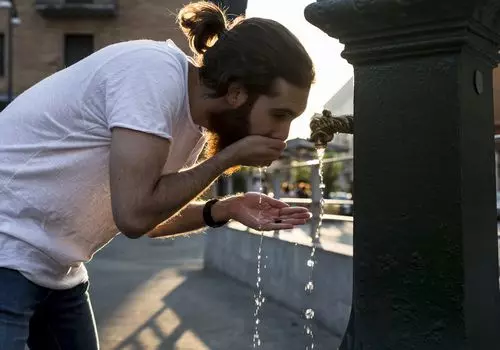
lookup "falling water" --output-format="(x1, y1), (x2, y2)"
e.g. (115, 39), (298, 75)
(253, 167), (266, 348)
(304, 147), (326, 349)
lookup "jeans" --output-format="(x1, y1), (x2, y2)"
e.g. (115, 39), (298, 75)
(0, 268), (99, 350)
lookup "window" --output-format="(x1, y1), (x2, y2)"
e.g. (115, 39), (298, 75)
(0, 33), (4, 77)
(65, 0), (92, 4)
(64, 34), (94, 68)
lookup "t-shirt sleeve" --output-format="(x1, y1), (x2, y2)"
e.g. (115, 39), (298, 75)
(101, 48), (185, 141)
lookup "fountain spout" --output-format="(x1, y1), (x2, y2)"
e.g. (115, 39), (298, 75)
(309, 109), (354, 148)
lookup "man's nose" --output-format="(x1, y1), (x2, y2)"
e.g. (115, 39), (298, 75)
(272, 125), (291, 141)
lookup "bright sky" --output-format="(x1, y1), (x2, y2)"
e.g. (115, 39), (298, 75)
(246, 0), (353, 139)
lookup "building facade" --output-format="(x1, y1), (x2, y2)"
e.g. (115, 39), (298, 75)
(0, 0), (247, 100)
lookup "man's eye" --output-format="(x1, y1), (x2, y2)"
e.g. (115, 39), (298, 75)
(274, 113), (289, 119)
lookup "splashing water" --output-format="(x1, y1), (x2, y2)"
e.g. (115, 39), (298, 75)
(253, 167), (267, 348)
(304, 147), (326, 349)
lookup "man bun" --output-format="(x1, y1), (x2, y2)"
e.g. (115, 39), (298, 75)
(177, 1), (228, 56)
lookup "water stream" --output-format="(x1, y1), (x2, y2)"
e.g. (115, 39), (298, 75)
(304, 147), (326, 349)
(251, 148), (326, 349)
(252, 167), (267, 348)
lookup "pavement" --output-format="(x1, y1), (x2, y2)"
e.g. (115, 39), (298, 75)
(86, 234), (342, 350)
(84, 222), (500, 350)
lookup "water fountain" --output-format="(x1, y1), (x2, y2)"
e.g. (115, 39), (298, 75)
(309, 110), (354, 149)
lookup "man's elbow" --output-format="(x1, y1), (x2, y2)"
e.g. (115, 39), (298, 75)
(114, 215), (150, 239)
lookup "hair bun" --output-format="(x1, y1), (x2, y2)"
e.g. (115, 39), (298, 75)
(177, 1), (228, 56)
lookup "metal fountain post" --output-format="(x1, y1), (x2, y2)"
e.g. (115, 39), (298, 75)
(305, 1), (500, 349)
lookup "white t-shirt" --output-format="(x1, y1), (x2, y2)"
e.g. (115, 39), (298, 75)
(0, 39), (206, 289)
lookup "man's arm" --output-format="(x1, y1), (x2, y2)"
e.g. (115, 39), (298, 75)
(110, 128), (286, 238)
(110, 127), (233, 238)
(146, 198), (235, 238)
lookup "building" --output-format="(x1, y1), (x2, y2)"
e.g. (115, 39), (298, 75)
(320, 77), (354, 192)
(0, 0), (247, 102)
(322, 76), (354, 154)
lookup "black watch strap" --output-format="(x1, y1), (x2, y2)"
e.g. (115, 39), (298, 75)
(203, 199), (229, 228)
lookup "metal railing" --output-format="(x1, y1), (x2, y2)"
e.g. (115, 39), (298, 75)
(216, 154), (354, 238)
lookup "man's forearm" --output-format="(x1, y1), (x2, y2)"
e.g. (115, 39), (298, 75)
(147, 198), (234, 238)
(136, 151), (233, 234)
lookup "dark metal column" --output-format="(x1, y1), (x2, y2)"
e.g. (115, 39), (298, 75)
(212, 0), (248, 19)
(305, 1), (500, 349)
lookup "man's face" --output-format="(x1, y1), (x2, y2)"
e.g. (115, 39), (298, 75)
(205, 78), (310, 159)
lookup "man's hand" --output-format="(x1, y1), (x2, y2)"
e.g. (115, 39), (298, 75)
(222, 136), (287, 168)
(221, 192), (312, 231)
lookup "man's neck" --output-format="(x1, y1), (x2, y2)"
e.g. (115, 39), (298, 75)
(188, 64), (212, 129)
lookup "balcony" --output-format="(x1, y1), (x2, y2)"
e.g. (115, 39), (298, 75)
(35, 0), (117, 18)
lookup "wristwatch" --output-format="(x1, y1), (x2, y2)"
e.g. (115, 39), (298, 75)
(203, 199), (229, 228)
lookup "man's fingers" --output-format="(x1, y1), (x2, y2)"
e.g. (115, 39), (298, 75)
(279, 214), (311, 221)
(259, 218), (308, 231)
(279, 208), (312, 220)
(279, 206), (309, 215)
(262, 196), (290, 209)
(280, 212), (312, 219)
(267, 138), (287, 150)
(281, 218), (307, 225)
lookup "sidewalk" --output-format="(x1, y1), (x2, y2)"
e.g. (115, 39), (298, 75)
(86, 234), (342, 350)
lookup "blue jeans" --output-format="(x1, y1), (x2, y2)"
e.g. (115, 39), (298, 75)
(0, 268), (99, 350)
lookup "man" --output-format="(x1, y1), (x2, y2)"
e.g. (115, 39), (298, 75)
(0, 1), (315, 349)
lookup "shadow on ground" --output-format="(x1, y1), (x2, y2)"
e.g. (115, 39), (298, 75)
(87, 234), (341, 350)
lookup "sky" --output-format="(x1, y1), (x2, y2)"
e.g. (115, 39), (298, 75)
(246, 0), (354, 139)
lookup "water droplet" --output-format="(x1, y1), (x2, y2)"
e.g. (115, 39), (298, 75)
(307, 259), (315, 267)
(305, 309), (315, 319)
(255, 318), (260, 325)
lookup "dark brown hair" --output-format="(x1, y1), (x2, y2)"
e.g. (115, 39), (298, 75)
(177, 1), (315, 97)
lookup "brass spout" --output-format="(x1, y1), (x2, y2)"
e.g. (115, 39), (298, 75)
(309, 109), (354, 148)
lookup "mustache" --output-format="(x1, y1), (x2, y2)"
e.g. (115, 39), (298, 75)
(203, 95), (258, 162)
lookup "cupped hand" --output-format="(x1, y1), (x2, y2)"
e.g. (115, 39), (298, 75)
(223, 136), (286, 168)
(228, 192), (312, 231)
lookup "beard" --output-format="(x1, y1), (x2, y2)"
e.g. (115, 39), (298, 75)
(203, 96), (256, 175)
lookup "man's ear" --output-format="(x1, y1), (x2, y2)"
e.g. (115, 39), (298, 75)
(225, 82), (248, 108)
